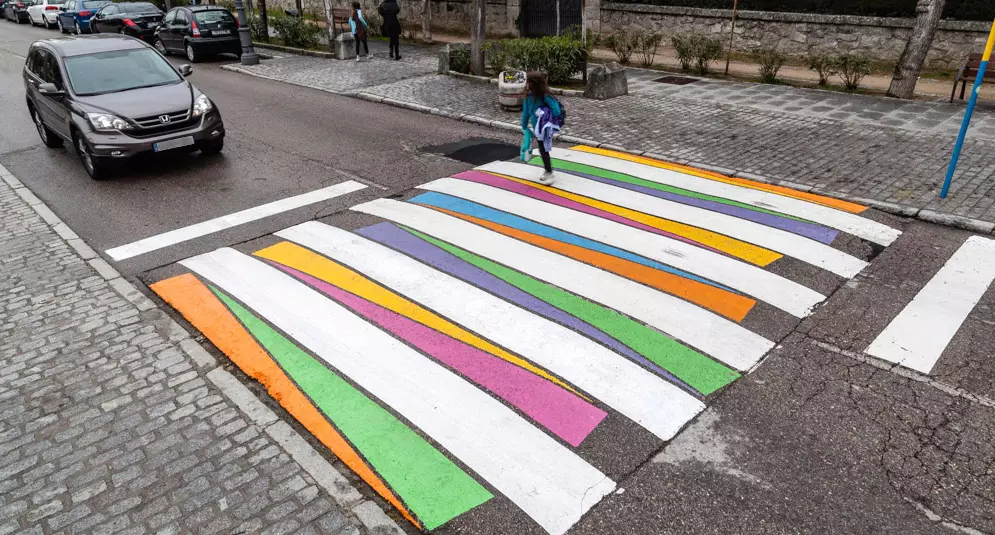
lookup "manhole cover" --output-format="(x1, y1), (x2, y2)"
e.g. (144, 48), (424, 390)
(422, 138), (520, 166)
(653, 75), (699, 85)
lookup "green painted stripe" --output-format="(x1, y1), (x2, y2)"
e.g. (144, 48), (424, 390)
(212, 287), (493, 530)
(527, 157), (812, 223)
(403, 229), (739, 396)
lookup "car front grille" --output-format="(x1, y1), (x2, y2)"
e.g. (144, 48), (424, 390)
(129, 109), (197, 138)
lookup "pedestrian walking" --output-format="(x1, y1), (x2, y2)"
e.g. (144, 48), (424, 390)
(350, 2), (369, 61)
(378, 0), (401, 60)
(520, 71), (565, 185)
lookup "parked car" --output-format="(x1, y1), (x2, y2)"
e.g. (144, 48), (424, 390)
(56, 0), (109, 34)
(89, 2), (162, 42)
(153, 5), (240, 63)
(27, 0), (62, 28)
(24, 35), (226, 180)
(4, 0), (31, 23)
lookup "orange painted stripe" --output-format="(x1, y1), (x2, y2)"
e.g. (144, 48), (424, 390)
(428, 207), (756, 322)
(150, 274), (419, 527)
(573, 146), (869, 214)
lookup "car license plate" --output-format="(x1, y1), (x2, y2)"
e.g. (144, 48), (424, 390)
(214, 29), (230, 35)
(153, 136), (194, 152)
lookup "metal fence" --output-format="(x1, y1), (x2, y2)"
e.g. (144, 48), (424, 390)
(520, 0), (583, 37)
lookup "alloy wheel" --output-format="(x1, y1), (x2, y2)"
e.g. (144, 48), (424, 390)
(186, 44), (196, 62)
(32, 109), (47, 144)
(77, 136), (93, 174)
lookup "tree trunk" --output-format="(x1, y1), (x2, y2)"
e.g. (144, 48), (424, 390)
(422, 0), (432, 42)
(887, 0), (947, 99)
(470, 0), (485, 75)
(258, 0), (268, 41)
(295, 0), (303, 17)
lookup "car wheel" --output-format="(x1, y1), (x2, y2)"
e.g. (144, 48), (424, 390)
(31, 107), (63, 148)
(57, 17), (67, 32)
(199, 139), (224, 155)
(74, 21), (83, 34)
(74, 133), (107, 181)
(154, 37), (169, 55)
(185, 43), (199, 63)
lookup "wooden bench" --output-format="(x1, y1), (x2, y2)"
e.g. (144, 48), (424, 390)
(330, 7), (351, 36)
(950, 53), (995, 102)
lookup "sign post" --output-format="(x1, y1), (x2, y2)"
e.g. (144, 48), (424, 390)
(941, 17), (995, 199)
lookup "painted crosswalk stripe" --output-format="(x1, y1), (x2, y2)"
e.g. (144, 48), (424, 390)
(181, 248), (617, 535)
(351, 200), (775, 371)
(417, 178), (825, 318)
(105, 181), (367, 261)
(865, 236), (995, 374)
(480, 161), (869, 278)
(278, 221), (707, 440)
(547, 148), (901, 247)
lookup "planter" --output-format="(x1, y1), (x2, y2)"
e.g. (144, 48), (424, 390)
(498, 70), (527, 111)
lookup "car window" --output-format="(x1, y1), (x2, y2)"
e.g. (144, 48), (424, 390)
(162, 8), (174, 23)
(174, 9), (187, 23)
(120, 2), (157, 12)
(193, 9), (234, 24)
(26, 49), (43, 77)
(98, 4), (116, 14)
(79, 0), (107, 9)
(64, 48), (181, 96)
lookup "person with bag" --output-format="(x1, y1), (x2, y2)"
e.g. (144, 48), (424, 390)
(349, 2), (369, 62)
(378, 0), (401, 60)
(520, 71), (565, 185)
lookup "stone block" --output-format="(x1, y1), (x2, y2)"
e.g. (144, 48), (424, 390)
(334, 33), (355, 60)
(584, 62), (628, 100)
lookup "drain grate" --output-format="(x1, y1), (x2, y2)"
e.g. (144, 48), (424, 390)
(422, 138), (520, 166)
(653, 75), (700, 85)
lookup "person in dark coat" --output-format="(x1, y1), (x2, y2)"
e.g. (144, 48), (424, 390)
(378, 0), (401, 60)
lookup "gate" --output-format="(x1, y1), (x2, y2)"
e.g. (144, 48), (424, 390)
(520, 0), (582, 38)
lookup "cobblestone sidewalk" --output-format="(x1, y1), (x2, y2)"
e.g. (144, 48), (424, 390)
(0, 166), (401, 535)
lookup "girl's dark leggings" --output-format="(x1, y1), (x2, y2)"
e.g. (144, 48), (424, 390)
(538, 142), (553, 173)
(355, 36), (368, 55)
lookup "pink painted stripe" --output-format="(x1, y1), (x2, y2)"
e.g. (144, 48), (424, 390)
(453, 170), (723, 254)
(271, 261), (608, 448)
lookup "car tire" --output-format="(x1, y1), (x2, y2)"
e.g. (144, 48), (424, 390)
(154, 37), (169, 55)
(74, 133), (107, 181)
(199, 139), (224, 155)
(57, 17), (67, 33)
(74, 21), (83, 34)
(185, 43), (199, 63)
(31, 107), (63, 149)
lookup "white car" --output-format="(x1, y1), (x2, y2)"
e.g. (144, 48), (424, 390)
(27, 0), (62, 28)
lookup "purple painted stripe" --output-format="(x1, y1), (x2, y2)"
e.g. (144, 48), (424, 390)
(272, 261), (608, 448)
(551, 167), (840, 245)
(356, 222), (701, 397)
(452, 170), (725, 255)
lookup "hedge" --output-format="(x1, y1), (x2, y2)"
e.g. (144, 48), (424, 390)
(607, 0), (994, 21)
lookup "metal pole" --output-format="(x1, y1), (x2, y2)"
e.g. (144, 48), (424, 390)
(555, 0), (560, 36)
(234, 0), (260, 65)
(724, 0), (738, 76)
(941, 17), (995, 199)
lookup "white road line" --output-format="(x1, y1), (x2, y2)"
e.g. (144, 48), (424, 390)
(182, 248), (616, 535)
(866, 236), (995, 374)
(480, 161), (870, 278)
(279, 222), (707, 440)
(547, 148), (902, 247)
(105, 181), (366, 261)
(353, 199), (774, 371)
(418, 178), (825, 318)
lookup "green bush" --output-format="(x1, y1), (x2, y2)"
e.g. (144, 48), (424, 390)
(830, 53), (870, 91)
(672, 35), (695, 72)
(449, 45), (471, 74)
(807, 52), (835, 86)
(272, 15), (321, 49)
(249, 15), (269, 41)
(484, 42), (509, 76)
(217, 0), (236, 14)
(604, 28), (635, 64)
(501, 36), (586, 85)
(634, 31), (662, 67)
(755, 47), (785, 83)
(692, 35), (722, 75)
(364, 11), (382, 37)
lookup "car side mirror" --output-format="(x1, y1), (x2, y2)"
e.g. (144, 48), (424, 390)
(179, 64), (192, 76)
(38, 83), (64, 98)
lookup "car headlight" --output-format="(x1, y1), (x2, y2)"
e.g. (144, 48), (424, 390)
(87, 112), (131, 131)
(192, 94), (213, 117)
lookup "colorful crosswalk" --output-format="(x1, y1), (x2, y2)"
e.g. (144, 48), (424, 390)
(149, 147), (902, 534)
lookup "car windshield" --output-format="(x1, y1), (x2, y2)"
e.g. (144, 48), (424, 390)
(193, 9), (233, 23)
(79, 0), (108, 9)
(64, 48), (181, 96)
(120, 2), (158, 12)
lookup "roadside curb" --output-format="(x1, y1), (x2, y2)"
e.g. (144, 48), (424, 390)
(0, 164), (406, 535)
(252, 41), (335, 59)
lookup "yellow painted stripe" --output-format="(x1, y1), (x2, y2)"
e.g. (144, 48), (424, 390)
(254, 241), (585, 398)
(983, 18), (995, 62)
(573, 146), (869, 214)
(492, 173), (782, 267)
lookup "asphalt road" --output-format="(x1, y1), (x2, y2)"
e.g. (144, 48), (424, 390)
(0, 20), (515, 275)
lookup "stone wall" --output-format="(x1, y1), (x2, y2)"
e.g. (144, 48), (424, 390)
(395, 0), (519, 36)
(599, 3), (992, 69)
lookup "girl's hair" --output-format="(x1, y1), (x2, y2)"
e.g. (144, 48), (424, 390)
(352, 1), (360, 9)
(526, 71), (549, 98)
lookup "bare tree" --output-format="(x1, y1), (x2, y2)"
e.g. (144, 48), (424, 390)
(887, 0), (947, 99)
(422, 0), (432, 42)
(470, 0), (485, 75)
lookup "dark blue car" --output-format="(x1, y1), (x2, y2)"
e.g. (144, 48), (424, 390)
(56, 0), (109, 34)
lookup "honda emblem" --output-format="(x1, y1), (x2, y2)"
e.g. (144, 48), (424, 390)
(158, 114), (170, 124)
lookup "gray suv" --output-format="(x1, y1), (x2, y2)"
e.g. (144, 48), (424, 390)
(24, 34), (226, 180)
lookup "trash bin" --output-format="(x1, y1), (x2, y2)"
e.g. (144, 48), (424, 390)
(498, 70), (527, 112)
